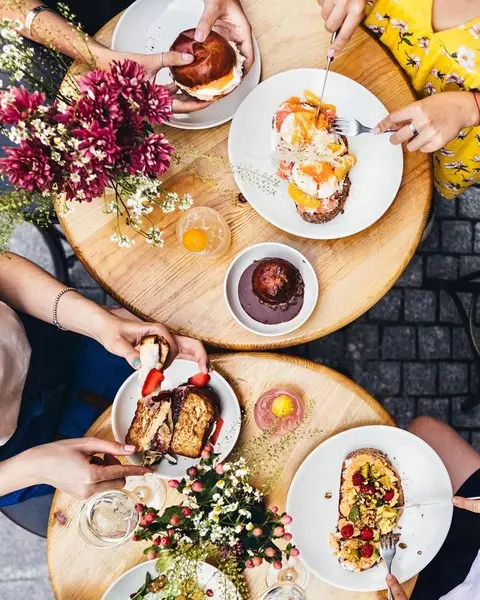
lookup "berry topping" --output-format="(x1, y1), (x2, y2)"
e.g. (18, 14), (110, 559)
(361, 544), (374, 559)
(359, 483), (376, 495)
(360, 526), (374, 541)
(340, 524), (354, 538)
(384, 490), (395, 502)
(352, 472), (365, 486)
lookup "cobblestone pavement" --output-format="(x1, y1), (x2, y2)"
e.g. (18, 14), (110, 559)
(2, 187), (480, 599)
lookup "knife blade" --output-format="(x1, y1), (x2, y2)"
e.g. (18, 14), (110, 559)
(317, 31), (338, 118)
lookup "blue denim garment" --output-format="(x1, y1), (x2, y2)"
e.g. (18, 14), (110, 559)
(0, 313), (133, 506)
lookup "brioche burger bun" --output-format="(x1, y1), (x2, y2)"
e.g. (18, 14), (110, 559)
(169, 28), (245, 102)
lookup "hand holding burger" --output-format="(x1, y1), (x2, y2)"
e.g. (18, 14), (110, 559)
(195, 0), (254, 75)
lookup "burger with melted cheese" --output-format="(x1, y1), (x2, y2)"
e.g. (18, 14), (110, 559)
(170, 28), (245, 102)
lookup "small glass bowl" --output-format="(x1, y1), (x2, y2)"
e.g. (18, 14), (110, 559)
(254, 387), (304, 436)
(176, 206), (231, 258)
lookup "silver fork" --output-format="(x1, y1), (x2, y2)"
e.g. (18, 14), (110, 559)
(379, 533), (398, 600)
(332, 117), (395, 137)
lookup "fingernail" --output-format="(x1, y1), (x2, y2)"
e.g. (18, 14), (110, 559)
(124, 445), (136, 452)
(373, 126), (380, 134)
(132, 357), (141, 368)
(327, 48), (335, 59)
(182, 52), (194, 62)
(386, 574), (393, 581)
(194, 31), (205, 42)
(452, 497), (460, 506)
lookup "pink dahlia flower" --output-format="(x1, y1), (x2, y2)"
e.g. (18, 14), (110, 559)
(139, 81), (173, 125)
(72, 120), (120, 165)
(72, 94), (124, 127)
(0, 87), (45, 125)
(128, 133), (174, 177)
(109, 59), (146, 104)
(0, 139), (55, 192)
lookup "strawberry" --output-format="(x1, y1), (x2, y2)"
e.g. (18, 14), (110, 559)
(384, 490), (395, 502)
(340, 524), (354, 539)
(142, 368), (164, 397)
(188, 373), (211, 387)
(360, 526), (374, 541)
(210, 418), (224, 446)
(352, 472), (365, 486)
(361, 544), (374, 559)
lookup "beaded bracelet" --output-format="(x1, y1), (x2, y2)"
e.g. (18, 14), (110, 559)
(52, 287), (76, 331)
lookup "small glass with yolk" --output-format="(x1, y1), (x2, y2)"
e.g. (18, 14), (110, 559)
(176, 206), (231, 257)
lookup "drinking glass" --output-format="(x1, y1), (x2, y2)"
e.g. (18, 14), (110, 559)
(259, 583), (307, 600)
(78, 489), (139, 548)
(265, 557), (311, 590)
(177, 206), (231, 257)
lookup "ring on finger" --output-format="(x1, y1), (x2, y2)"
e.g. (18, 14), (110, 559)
(409, 122), (418, 137)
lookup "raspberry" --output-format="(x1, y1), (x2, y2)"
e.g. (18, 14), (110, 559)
(384, 490), (395, 502)
(359, 483), (376, 495)
(352, 472), (365, 486)
(340, 524), (354, 538)
(360, 526), (374, 541)
(361, 544), (374, 559)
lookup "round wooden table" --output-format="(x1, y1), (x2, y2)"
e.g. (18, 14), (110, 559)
(58, 0), (432, 350)
(47, 353), (416, 599)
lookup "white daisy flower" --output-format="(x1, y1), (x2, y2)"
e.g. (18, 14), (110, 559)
(470, 24), (480, 39)
(456, 46), (475, 71)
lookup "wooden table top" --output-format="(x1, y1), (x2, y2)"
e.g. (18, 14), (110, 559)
(58, 0), (432, 350)
(47, 353), (415, 599)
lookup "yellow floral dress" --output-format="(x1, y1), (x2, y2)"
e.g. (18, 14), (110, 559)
(364, 0), (480, 199)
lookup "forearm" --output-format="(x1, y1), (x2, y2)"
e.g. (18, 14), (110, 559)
(0, 0), (118, 69)
(0, 253), (113, 340)
(0, 448), (39, 497)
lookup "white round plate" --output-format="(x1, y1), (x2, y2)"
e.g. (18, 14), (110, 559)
(224, 242), (318, 337)
(286, 425), (453, 591)
(112, 359), (241, 479)
(228, 68), (403, 239)
(102, 559), (238, 599)
(112, 0), (261, 129)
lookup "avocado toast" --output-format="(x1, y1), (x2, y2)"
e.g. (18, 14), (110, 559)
(329, 448), (404, 572)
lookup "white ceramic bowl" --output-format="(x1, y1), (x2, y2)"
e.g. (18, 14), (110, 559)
(224, 242), (318, 337)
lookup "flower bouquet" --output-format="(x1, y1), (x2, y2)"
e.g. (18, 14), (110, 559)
(132, 453), (299, 598)
(0, 18), (192, 249)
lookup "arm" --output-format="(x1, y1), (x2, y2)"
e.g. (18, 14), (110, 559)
(0, 0), (118, 70)
(0, 439), (152, 499)
(0, 253), (208, 370)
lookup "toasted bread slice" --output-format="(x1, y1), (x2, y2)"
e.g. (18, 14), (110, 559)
(126, 396), (173, 452)
(170, 387), (218, 458)
(297, 175), (351, 224)
(330, 447), (403, 572)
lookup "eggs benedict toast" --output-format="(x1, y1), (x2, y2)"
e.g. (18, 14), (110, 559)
(329, 448), (403, 572)
(273, 90), (356, 224)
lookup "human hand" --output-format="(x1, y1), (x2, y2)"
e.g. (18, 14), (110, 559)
(384, 575), (408, 600)
(375, 92), (479, 153)
(96, 311), (208, 372)
(195, 0), (254, 74)
(29, 438), (152, 500)
(453, 496), (480, 513)
(317, 0), (367, 56)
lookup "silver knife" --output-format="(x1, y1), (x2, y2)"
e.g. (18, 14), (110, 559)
(317, 31), (338, 114)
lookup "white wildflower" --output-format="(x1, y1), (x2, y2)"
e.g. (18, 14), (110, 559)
(456, 46), (475, 71)
(245, 523), (254, 532)
(216, 479), (225, 489)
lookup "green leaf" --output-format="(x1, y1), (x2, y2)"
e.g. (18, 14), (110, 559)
(348, 505), (360, 523)
(403, 38), (413, 46)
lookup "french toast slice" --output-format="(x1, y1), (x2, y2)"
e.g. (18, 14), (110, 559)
(297, 175), (351, 224)
(170, 386), (218, 458)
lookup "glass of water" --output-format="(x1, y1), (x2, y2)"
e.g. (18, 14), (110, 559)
(258, 583), (307, 600)
(78, 489), (140, 548)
